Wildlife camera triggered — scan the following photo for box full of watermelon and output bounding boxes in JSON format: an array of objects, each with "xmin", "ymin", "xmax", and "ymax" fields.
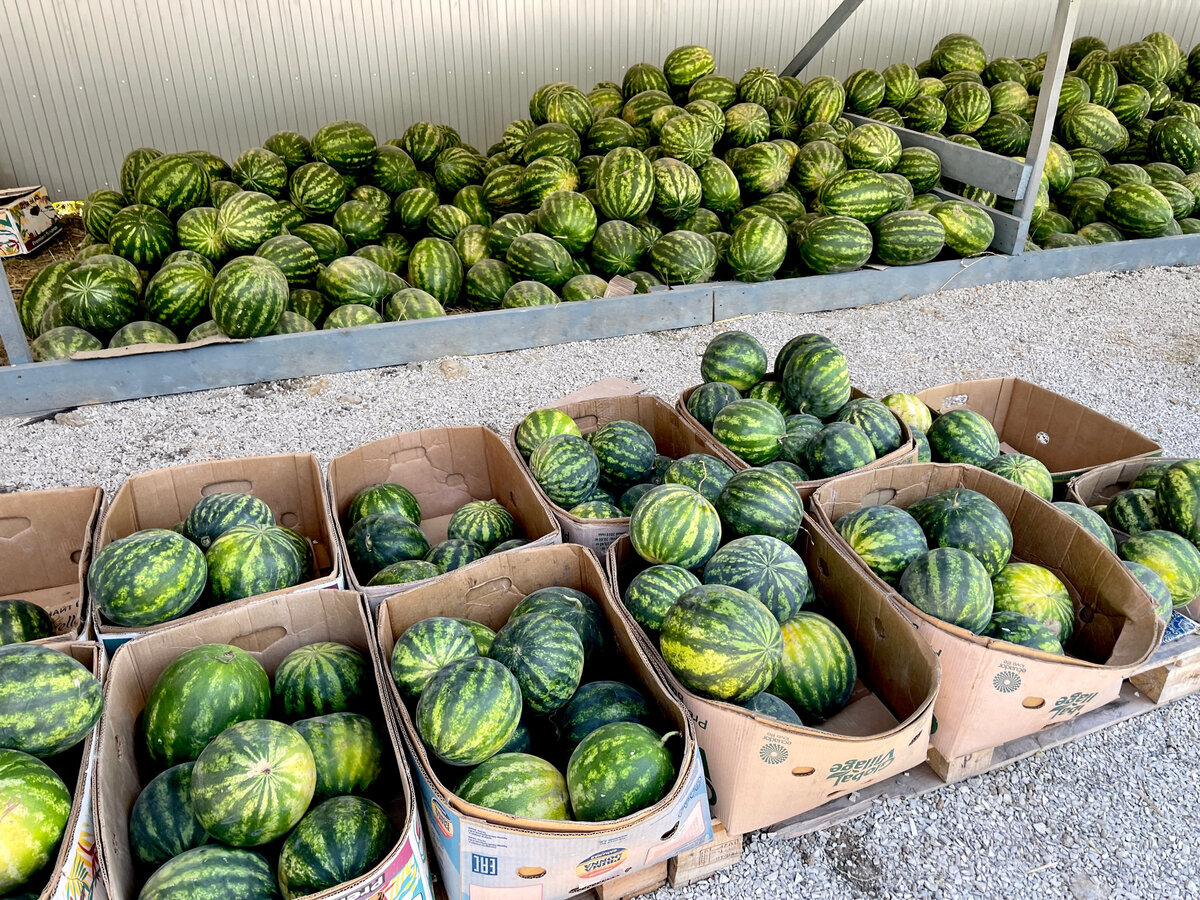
[
  {"xmin": 90, "ymin": 454, "xmax": 341, "ymax": 648},
  {"xmin": 511, "ymin": 389, "xmax": 739, "ymax": 554},
  {"xmin": 676, "ymin": 384, "xmax": 918, "ymax": 499},
  {"xmin": 809, "ymin": 463, "xmax": 1164, "ymax": 762},
  {"xmin": 0, "ymin": 641, "xmax": 105, "ymax": 900},
  {"xmin": 0, "ymin": 485, "xmax": 102, "ymax": 642},
  {"xmin": 916, "ymin": 377, "xmax": 1162, "ymax": 492},
  {"xmin": 328, "ymin": 425, "xmax": 561, "ymax": 604},
  {"xmin": 373, "ymin": 543, "xmax": 712, "ymax": 900},
  {"xmin": 94, "ymin": 589, "xmax": 434, "ymax": 900},
  {"xmin": 606, "ymin": 525, "xmax": 939, "ymax": 836}
]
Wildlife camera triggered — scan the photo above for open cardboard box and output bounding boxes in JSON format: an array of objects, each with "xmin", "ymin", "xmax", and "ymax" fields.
[
  {"xmin": 94, "ymin": 589, "xmax": 433, "ymax": 900},
  {"xmin": 373, "ymin": 544, "xmax": 712, "ymax": 900},
  {"xmin": 327, "ymin": 425, "xmax": 560, "ymax": 605},
  {"xmin": 28, "ymin": 642, "xmax": 105, "ymax": 900},
  {"xmin": 916, "ymin": 377, "xmax": 1162, "ymax": 492},
  {"xmin": 676, "ymin": 385, "xmax": 918, "ymax": 500},
  {"xmin": 606, "ymin": 528, "xmax": 939, "ymax": 836},
  {"xmin": 92, "ymin": 455, "xmax": 341, "ymax": 648},
  {"xmin": 1, "ymin": 186, "xmax": 62, "ymax": 257},
  {"xmin": 511, "ymin": 392, "xmax": 738, "ymax": 553},
  {"xmin": 809, "ymin": 463, "xmax": 1164, "ymax": 761},
  {"xmin": 0, "ymin": 485, "xmax": 103, "ymax": 641}
]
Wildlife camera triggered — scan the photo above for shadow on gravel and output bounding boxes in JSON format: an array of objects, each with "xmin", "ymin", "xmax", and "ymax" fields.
[{"xmin": 825, "ymin": 830, "xmax": 887, "ymax": 896}]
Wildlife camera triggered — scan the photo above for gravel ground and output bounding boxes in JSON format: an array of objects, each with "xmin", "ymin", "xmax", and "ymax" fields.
[{"xmin": 3, "ymin": 264, "xmax": 1199, "ymax": 898}]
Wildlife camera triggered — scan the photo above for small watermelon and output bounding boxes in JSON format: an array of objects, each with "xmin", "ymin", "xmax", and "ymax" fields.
[
  {"xmin": 622, "ymin": 564, "xmax": 702, "ymax": 632},
  {"xmin": 277, "ymin": 795, "xmax": 395, "ymax": 899},
  {"xmin": 836, "ymin": 505, "xmax": 929, "ymax": 586},
  {"xmin": 273, "ymin": 642, "xmax": 367, "ymax": 720},
  {"xmin": 294, "ymin": 712, "xmax": 383, "ymax": 801},
  {"xmin": 416, "ymin": 657, "xmax": 522, "ymax": 766},
  {"xmin": 991, "ymin": 562, "xmax": 1075, "ymax": 642},
  {"xmin": 129, "ymin": 763, "xmax": 209, "ymax": 867},
  {"xmin": 927, "ymin": 409, "xmax": 1001, "ymax": 466},
  {"xmin": 489, "ymin": 611, "xmax": 585, "ymax": 715}
]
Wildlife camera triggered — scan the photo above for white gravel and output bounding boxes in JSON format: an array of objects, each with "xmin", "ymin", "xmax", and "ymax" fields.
[{"xmin": 3, "ymin": 263, "xmax": 1199, "ymax": 898}]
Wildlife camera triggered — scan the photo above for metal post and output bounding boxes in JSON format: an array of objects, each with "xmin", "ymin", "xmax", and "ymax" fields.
[
  {"xmin": 1009, "ymin": 0, "xmax": 1080, "ymax": 253},
  {"xmin": 0, "ymin": 263, "xmax": 33, "ymax": 366},
  {"xmin": 782, "ymin": 0, "xmax": 867, "ymax": 77}
]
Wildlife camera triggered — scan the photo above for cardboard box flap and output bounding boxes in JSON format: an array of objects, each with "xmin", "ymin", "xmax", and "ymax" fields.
[
  {"xmin": 71, "ymin": 334, "xmax": 247, "ymax": 359},
  {"xmin": 1067, "ymin": 457, "xmax": 1184, "ymax": 507},
  {"xmin": 552, "ymin": 378, "xmax": 644, "ymax": 404},
  {"xmin": 916, "ymin": 378, "xmax": 1162, "ymax": 476}
]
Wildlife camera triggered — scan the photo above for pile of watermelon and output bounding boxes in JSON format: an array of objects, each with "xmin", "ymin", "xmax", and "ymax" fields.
[
  {"xmin": 88, "ymin": 491, "xmax": 314, "ymax": 628},
  {"xmin": 0, "ymin": 643, "xmax": 102, "ymax": 895},
  {"xmin": 126, "ymin": 640, "xmax": 392, "ymax": 899},
  {"xmin": 687, "ymin": 331, "xmax": 912, "ymax": 484},
  {"xmin": 342, "ymin": 482, "xmax": 529, "ymax": 585},
  {"xmin": 391, "ymin": 589, "xmax": 678, "ymax": 822}
]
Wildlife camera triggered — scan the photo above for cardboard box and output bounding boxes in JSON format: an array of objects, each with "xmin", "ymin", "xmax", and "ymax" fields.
[
  {"xmin": 675, "ymin": 385, "xmax": 918, "ymax": 500},
  {"xmin": 93, "ymin": 454, "xmax": 341, "ymax": 648},
  {"xmin": 373, "ymin": 544, "xmax": 713, "ymax": 900},
  {"xmin": 606, "ymin": 530, "xmax": 939, "ymax": 836},
  {"xmin": 808, "ymin": 462, "xmax": 1164, "ymax": 761},
  {"xmin": 0, "ymin": 186, "xmax": 62, "ymax": 257},
  {"xmin": 0, "ymin": 485, "xmax": 103, "ymax": 641},
  {"xmin": 94, "ymin": 589, "xmax": 434, "ymax": 900},
  {"xmin": 30, "ymin": 642, "xmax": 105, "ymax": 900},
  {"xmin": 327, "ymin": 425, "xmax": 561, "ymax": 604},
  {"xmin": 916, "ymin": 377, "xmax": 1162, "ymax": 492},
  {"xmin": 512, "ymin": 393, "xmax": 738, "ymax": 553}
]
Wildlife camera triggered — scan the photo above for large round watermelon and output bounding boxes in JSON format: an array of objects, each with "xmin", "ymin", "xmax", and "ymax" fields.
[
  {"xmin": 205, "ymin": 524, "xmax": 305, "ymax": 604},
  {"xmin": 703, "ymin": 534, "xmax": 812, "ymax": 623},
  {"xmin": 277, "ymin": 795, "xmax": 394, "ymax": 898},
  {"xmin": 983, "ymin": 453, "xmax": 1054, "ymax": 501},
  {"xmin": 346, "ymin": 482, "xmax": 422, "ymax": 526},
  {"xmin": 715, "ymin": 468, "xmax": 804, "ymax": 544},
  {"xmin": 804, "ymin": 423, "xmax": 877, "ymax": 479},
  {"xmin": 554, "ymin": 681, "xmax": 653, "ymax": 750},
  {"xmin": 210, "ymin": 255, "xmax": 288, "ymax": 338},
  {"xmin": 899, "ymin": 547, "xmax": 994, "ymax": 633},
  {"xmin": 139, "ymin": 846, "xmax": 278, "ymax": 900},
  {"xmin": 129, "ymin": 762, "xmax": 209, "ymax": 867},
  {"xmin": 1156, "ymin": 459, "xmax": 1200, "ymax": 546},
  {"xmin": 701, "ymin": 332, "xmax": 767, "ymax": 391},
  {"xmin": 0, "ymin": 749, "xmax": 70, "ymax": 891},
  {"xmin": 273, "ymin": 642, "xmax": 366, "ymax": 720},
  {"xmin": 509, "ymin": 587, "xmax": 605, "ymax": 658},
  {"xmin": 346, "ymin": 514, "xmax": 430, "ymax": 581},
  {"xmin": 984, "ymin": 610, "xmax": 1064, "ymax": 654},
  {"xmin": 622, "ymin": 564, "xmax": 702, "ymax": 632},
  {"xmin": 390, "ymin": 617, "xmax": 479, "ymax": 698},
  {"xmin": 457, "ymin": 752, "xmax": 570, "ymax": 820},
  {"xmin": 294, "ymin": 712, "xmax": 383, "ymax": 801},
  {"xmin": 567, "ymin": 722, "xmax": 674, "ymax": 821},
  {"xmin": 89, "ymin": 529, "xmax": 207, "ymax": 627},
  {"xmin": 771, "ymin": 612, "xmax": 857, "ymax": 723},
  {"xmin": 910, "ymin": 488, "xmax": 1013, "ymax": 577},
  {"xmin": 489, "ymin": 611, "xmax": 585, "ymax": 715},
  {"xmin": 530, "ymin": 434, "xmax": 601, "ymax": 508},
  {"xmin": 991, "ymin": 562, "xmax": 1075, "ymax": 642},
  {"xmin": 1119, "ymin": 530, "xmax": 1200, "ymax": 608},
  {"xmin": 0, "ymin": 599, "xmax": 54, "ymax": 645},
  {"xmin": 927, "ymin": 409, "xmax": 1000, "ymax": 466},
  {"xmin": 629, "ymin": 484, "xmax": 722, "ymax": 570},
  {"xmin": 836, "ymin": 504, "xmax": 928, "ymax": 586},
  {"xmin": 416, "ymin": 656, "xmax": 522, "ymax": 766},
  {"xmin": 183, "ymin": 492, "xmax": 274, "ymax": 550}
]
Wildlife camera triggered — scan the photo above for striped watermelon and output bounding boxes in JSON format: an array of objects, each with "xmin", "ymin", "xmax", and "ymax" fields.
[
  {"xmin": 121, "ymin": 147, "xmax": 164, "ymax": 199},
  {"xmin": 712, "ymin": 399, "xmax": 785, "ymax": 465},
  {"xmin": 796, "ymin": 215, "xmax": 873, "ymax": 275},
  {"xmin": 689, "ymin": 73, "xmax": 738, "ymax": 107},
  {"xmin": 390, "ymin": 617, "xmax": 479, "ymax": 698},
  {"xmin": 629, "ymin": 484, "xmax": 722, "ymax": 569},
  {"xmin": 874, "ymin": 210, "xmax": 946, "ymax": 265},
  {"xmin": 502, "ymin": 280, "xmax": 557, "ymax": 308},
  {"xmin": 312, "ymin": 120, "xmax": 377, "ymax": 173},
  {"xmin": 191, "ymin": 718, "xmax": 316, "ymax": 847},
  {"xmin": 660, "ymin": 583, "xmax": 783, "ymax": 701},
  {"xmin": 405, "ymin": 236, "xmax": 464, "ymax": 304},
  {"xmin": 836, "ymin": 504, "xmax": 928, "ymax": 586},
  {"xmin": 804, "ymin": 422, "xmax": 876, "ymax": 478},
  {"xmin": 108, "ymin": 203, "xmax": 175, "ymax": 267},
  {"xmin": 537, "ymin": 190, "xmax": 598, "ymax": 254},
  {"xmin": 507, "ymin": 232, "xmax": 573, "ymax": 287},
  {"xmin": 490, "ymin": 611, "xmax": 584, "ymax": 715},
  {"xmin": 649, "ymin": 230, "xmax": 718, "ymax": 284},
  {"xmin": 704, "ymin": 535, "xmax": 812, "ymax": 623},
  {"xmin": 983, "ymin": 453, "xmax": 1054, "ymax": 501},
  {"xmin": 0, "ymin": 749, "xmax": 71, "ymax": 891},
  {"xmin": 172, "ymin": 206, "xmax": 226, "ymax": 262},
  {"xmin": 686, "ymin": 382, "xmax": 742, "ymax": 428},
  {"xmin": 880, "ymin": 392, "xmax": 932, "ymax": 433},
  {"xmin": 277, "ymin": 795, "xmax": 394, "ymax": 898},
  {"xmin": 567, "ymin": 722, "xmax": 674, "ymax": 821},
  {"xmin": 715, "ymin": 468, "xmax": 804, "ymax": 544},
  {"xmin": 931, "ymin": 201, "xmax": 995, "ymax": 256},
  {"xmin": 555, "ymin": 681, "xmax": 652, "ymax": 750},
  {"xmin": 844, "ymin": 69, "xmax": 887, "ymax": 114},
  {"xmin": 205, "ymin": 524, "xmax": 304, "ymax": 603},
  {"xmin": 590, "ymin": 220, "xmax": 649, "ymax": 276},
  {"xmin": 215, "ymin": 191, "xmax": 282, "ymax": 251},
  {"xmin": 264, "ymin": 131, "xmax": 313, "ymax": 170},
  {"xmin": 927, "ymin": 408, "xmax": 1000, "ymax": 465},
  {"xmin": 108, "ymin": 320, "xmax": 179, "ymax": 348},
  {"xmin": 141, "ymin": 643, "xmax": 271, "ymax": 766},
  {"xmin": 232, "ymin": 148, "xmax": 288, "ymax": 197},
  {"xmin": 17, "ymin": 259, "xmax": 78, "ymax": 337},
  {"xmin": 0, "ymin": 599, "xmax": 53, "ymax": 645},
  {"xmin": 400, "ymin": 122, "xmax": 445, "ymax": 165},
  {"xmin": 383, "ymin": 287, "xmax": 446, "ymax": 320},
  {"xmin": 782, "ymin": 341, "xmax": 851, "ymax": 417},
  {"xmin": 273, "ymin": 642, "xmax": 366, "ymax": 720},
  {"xmin": 1104, "ymin": 183, "xmax": 1174, "ymax": 238},
  {"xmin": 209, "ymin": 255, "xmax": 289, "ymax": 337},
  {"xmin": 1149, "ymin": 117, "xmax": 1200, "ymax": 172},
  {"xmin": 1122, "ymin": 561, "xmax": 1174, "ymax": 622},
  {"xmin": 515, "ymin": 408, "xmax": 582, "ymax": 458},
  {"xmin": 135, "ymin": 153, "xmax": 211, "ymax": 218},
  {"xmin": 82, "ymin": 189, "xmax": 126, "ymax": 241},
  {"xmin": 984, "ymin": 611, "xmax": 1064, "ymax": 654},
  {"xmin": 347, "ymin": 514, "xmax": 430, "ymax": 581},
  {"xmin": 991, "ymin": 562, "xmax": 1075, "ymax": 642},
  {"xmin": 562, "ymin": 273, "xmax": 608, "ymax": 302},
  {"xmin": 724, "ymin": 102, "xmax": 772, "ymax": 147},
  {"xmin": 139, "ymin": 846, "xmax": 277, "ymax": 900},
  {"xmin": 1156, "ymin": 459, "xmax": 1200, "ymax": 546},
  {"xmin": 943, "ymin": 82, "xmax": 992, "ymax": 134},
  {"xmin": 900, "ymin": 547, "xmax": 994, "ymax": 633},
  {"xmin": 589, "ymin": 420, "xmax": 657, "ymax": 485},
  {"xmin": 425, "ymin": 538, "xmax": 485, "ymax": 571},
  {"xmin": 660, "ymin": 114, "xmax": 715, "ymax": 167},
  {"xmin": 843, "ymin": 124, "xmax": 902, "ymax": 172},
  {"xmin": 697, "ymin": 156, "xmax": 741, "ymax": 212},
  {"xmin": 448, "ymin": 500, "xmax": 516, "ymax": 550},
  {"xmin": 30, "ymin": 325, "xmax": 103, "ymax": 361},
  {"xmin": 622, "ymin": 564, "xmax": 701, "ymax": 632},
  {"xmin": 416, "ymin": 656, "xmax": 522, "ymax": 766},
  {"xmin": 458, "ymin": 752, "xmax": 569, "ymax": 820},
  {"xmin": 817, "ymin": 169, "xmax": 893, "ymax": 223},
  {"xmin": 728, "ymin": 216, "xmax": 787, "ymax": 282},
  {"xmin": 771, "ymin": 612, "xmax": 857, "ymax": 723},
  {"xmin": 1053, "ymin": 502, "xmax": 1118, "ymax": 553},
  {"xmin": 294, "ymin": 712, "xmax": 383, "ymax": 800},
  {"xmin": 347, "ymin": 482, "xmax": 421, "ymax": 526},
  {"xmin": 883, "ymin": 63, "xmax": 920, "ymax": 108},
  {"xmin": 530, "ymin": 434, "xmax": 600, "ymax": 507},
  {"xmin": 183, "ymin": 492, "xmax": 273, "ymax": 550},
  {"xmin": 129, "ymin": 762, "xmax": 208, "ymax": 867},
  {"xmin": 701, "ymin": 331, "xmax": 767, "ymax": 391},
  {"xmin": 0, "ymin": 644, "xmax": 101, "ymax": 758},
  {"xmin": 144, "ymin": 263, "xmax": 213, "ymax": 329},
  {"xmin": 911, "ymin": 488, "xmax": 1013, "ymax": 577},
  {"xmin": 664, "ymin": 45, "xmax": 716, "ymax": 88},
  {"xmin": 1118, "ymin": 530, "xmax": 1200, "ymax": 608},
  {"xmin": 664, "ymin": 454, "xmax": 734, "ymax": 503},
  {"xmin": 89, "ymin": 528, "xmax": 207, "ymax": 627},
  {"xmin": 59, "ymin": 256, "xmax": 140, "ymax": 337},
  {"xmin": 834, "ymin": 398, "xmax": 903, "ymax": 456},
  {"xmin": 520, "ymin": 156, "xmax": 580, "ymax": 206},
  {"xmin": 464, "ymin": 259, "xmax": 516, "ymax": 310}
]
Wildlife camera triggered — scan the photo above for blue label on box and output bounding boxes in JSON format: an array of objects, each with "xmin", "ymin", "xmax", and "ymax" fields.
[{"xmin": 470, "ymin": 854, "xmax": 499, "ymax": 876}]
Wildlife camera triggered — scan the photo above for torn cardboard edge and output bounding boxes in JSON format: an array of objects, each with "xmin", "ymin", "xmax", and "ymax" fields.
[
  {"xmin": 70, "ymin": 334, "xmax": 248, "ymax": 360},
  {"xmin": 91, "ymin": 453, "xmax": 342, "ymax": 644},
  {"xmin": 675, "ymin": 384, "xmax": 919, "ymax": 499},
  {"xmin": 915, "ymin": 377, "xmax": 1162, "ymax": 482},
  {"xmin": 94, "ymin": 589, "xmax": 433, "ymax": 900},
  {"xmin": 605, "ymin": 529, "xmax": 939, "ymax": 836},
  {"xmin": 325, "ymin": 425, "xmax": 562, "ymax": 604},
  {"xmin": 0, "ymin": 484, "xmax": 103, "ymax": 641},
  {"xmin": 371, "ymin": 543, "xmax": 713, "ymax": 898}
]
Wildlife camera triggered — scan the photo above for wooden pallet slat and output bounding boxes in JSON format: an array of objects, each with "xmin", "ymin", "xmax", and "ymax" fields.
[
  {"xmin": 667, "ymin": 820, "xmax": 744, "ymax": 889},
  {"xmin": 1129, "ymin": 631, "xmax": 1200, "ymax": 705}
]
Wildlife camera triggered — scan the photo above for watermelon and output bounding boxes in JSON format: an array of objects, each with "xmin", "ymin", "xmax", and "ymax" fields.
[
  {"xmin": 880, "ymin": 392, "xmax": 933, "ymax": 433},
  {"xmin": 567, "ymin": 722, "xmax": 674, "ymax": 822},
  {"xmin": 120, "ymin": 147, "xmax": 164, "ymax": 199},
  {"xmin": 1133, "ymin": 461, "xmax": 1176, "ymax": 492},
  {"xmin": 400, "ymin": 122, "xmax": 445, "ymax": 165},
  {"xmin": 317, "ymin": 256, "xmax": 391, "ymax": 308},
  {"xmin": 443, "ymin": 499, "xmax": 514, "ymax": 551},
  {"xmin": 0, "ymin": 749, "xmax": 70, "ymax": 892},
  {"xmin": 991, "ymin": 562, "xmax": 1075, "ymax": 642},
  {"xmin": 927, "ymin": 409, "xmax": 1000, "ymax": 465},
  {"xmin": 1156, "ymin": 459, "xmax": 1200, "ymax": 546},
  {"xmin": 911, "ymin": 488, "xmax": 1013, "ymax": 577},
  {"xmin": 390, "ymin": 617, "xmax": 478, "ymax": 698},
  {"xmin": 555, "ymin": 681, "xmax": 652, "ymax": 750},
  {"xmin": 649, "ymin": 229, "xmax": 717, "ymax": 284},
  {"xmin": 17, "ymin": 260, "xmax": 79, "ymax": 337},
  {"xmin": 509, "ymin": 587, "xmax": 604, "ymax": 659},
  {"xmin": 311, "ymin": 120, "xmax": 376, "ymax": 173},
  {"xmin": 530, "ymin": 434, "xmax": 600, "ymax": 507},
  {"xmin": 501, "ymin": 280, "xmax": 557, "ymax": 307},
  {"xmin": 701, "ymin": 331, "xmax": 768, "ymax": 391},
  {"xmin": 586, "ymin": 420, "xmax": 654, "ymax": 486},
  {"xmin": 982, "ymin": 453, "xmax": 1054, "ymax": 501},
  {"xmin": 416, "ymin": 656, "xmax": 522, "ymax": 766},
  {"xmin": 107, "ymin": 320, "xmax": 178, "ymax": 348},
  {"xmin": 660, "ymin": 114, "xmax": 715, "ymax": 167},
  {"xmin": 660, "ymin": 583, "xmax": 782, "ymax": 701},
  {"xmin": 873, "ymin": 210, "xmax": 945, "ymax": 265},
  {"xmin": 346, "ymin": 482, "xmax": 421, "ymax": 526},
  {"xmin": 370, "ymin": 559, "xmax": 441, "ymax": 586},
  {"xmin": 1119, "ymin": 530, "xmax": 1200, "ymax": 608},
  {"xmin": 711, "ymin": 399, "xmax": 784, "ymax": 465},
  {"xmin": 1053, "ymin": 502, "xmax": 1118, "ymax": 553},
  {"xmin": 983, "ymin": 611, "xmax": 1063, "ymax": 654},
  {"xmin": 423, "ymin": 538, "xmax": 482, "ymax": 572},
  {"xmin": 106, "ymin": 203, "xmax": 175, "ymax": 269},
  {"xmin": 129, "ymin": 762, "xmax": 208, "ymax": 868},
  {"xmin": 506, "ymin": 232, "xmax": 573, "ymax": 287},
  {"xmin": 144, "ymin": 263, "xmax": 213, "ymax": 329},
  {"xmin": 346, "ymin": 513, "xmax": 430, "ymax": 581},
  {"xmin": 816, "ymin": 169, "xmax": 893, "ymax": 223},
  {"xmin": 1103, "ymin": 183, "xmax": 1173, "ymax": 238},
  {"xmin": 703, "ymin": 535, "xmax": 812, "ymax": 623},
  {"xmin": 293, "ymin": 712, "xmax": 383, "ymax": 801},
  {"xmin": 1123, "ymin": 561, "xmax": 1174, "ymax": 622},
  {"xmin": 139, "ymin": 845, "xmax": 277, "ymax": 900},
  {"xmin": 210, "ymin": 255, "xmax": 288, "ymax": 338},
  {"xmin": 795, "ymin": 215, "xmax": 873, "ymax": 275},
  {"xmin": 689, "ymin": 73, "xmax": 738, "ymax": 107},
  {"xmin": 457, "ymin": 752, "xmax": 569, "ymax": 821},
  {"xmin": 0, "ymin": 644, "xmax": 97, "ymax": 761},
  {"xmin": 273, "ymin": 642, "xmax": 366, "ymax": 721},
  {"xmin": 263, "ymin": 131, "xmax": 312, "ymax": 170},
  {"xmin": 183, "ymin": 492, "xmax": 273, "ymax": 550},
  {"xmin": 0, "ymin": 599, "xmax": 53, "ymax": 645},
  {"xmin": 1106, "ymin": 489, "xmax": 1162, "ymax": 534},
  {"xmin": 59, "ymin": 257, "xmax": 140, "ymax": 337},
  {"xmin": 81, "ymin": 189, "xmax": 125, "ymax": 242},
  {"xmin": 804, "ymin": 423, "xmax": 876, "ymax": 478},
  {"xmin": 515, "ymin": 408, "xmax": 582, "ymax": 458},
  {"xmin": 628, "ymin": 484, "xmax": 721, "ymax": 570},
  {"xmin": 325, "ymin": 302, "xmax": 384, "ymax": 329},
  {"xmin": 191, "ymin": 718, "xmax": 316, "ymax": 847},
  {"xmin": 186, "ymin": 321, "xmax": 223, "ymax": 342},
  {"xmin": 288, "ymin": 223, "xmax": 348, "ymax": 267},
  {"xmin": 899, "ymin": 547, "xmax": 994, "ymax": 633},
  {"xmin": 686, "ymin": 382, "xmax": 742, "ymax": 428},
  {"xmin": 135, "ymin": 153, "xmax": 211, "ymax": 218},
  {"xmin": 697, "ymin": 156, "xmax": 742, "ymax": 213},
  {"xmin": 844, "ymin": 69, "xmax": 887, "ymax": 114},
  {"xmin": 394, "ymin": 186, "xmax": 439, "ymax": 231},
  {"xmin": 836, "ymin": 504, "xmax": 928, "ymax": 586},
  {"xmin": 931, "ymin": 201, "xmax": 995, "ymax": 256},
  {"xmin": 943, "ymin": 82, "xmax": 993, "ymax": 134},
  {"xmin": 728, "ymin": 216, "xmax": 787, "ymax": 282},
  {"xmin": 384, "ymin": 287, "xmax": 446, "ymax": 320},
  {"xmin": 590, "ymin": 220, "xmax": 649, "ymax": 276},
  {"xmin": 89, "ymin": 529, "xmax": 207, "ymax": 627},
  {"xmin": 231, "ymin": 148, "xmax": 288, "ymax": 197},
  {"xmin": 771, "ymin": 612, "xmax": 856, "ymax": 723},
  {"xmin": 741, "ymin": 690, "xmax": 802, "ymax": 724},
  {"xmin": 462, "ymin": 259, "xmax": 514, "ymax": 310},
  {"xmin": 665, "ymin": 45, "xmax": 716, "ymax": 88},
  {"xmin": 834, "ymin": 398, "xmax": 903, "ymax": 457},
  {"xmin": 843, "ymin": 124, "xmax": 902, "ymax": 173},
  {"xmin": 29, "ymin": 325, "xmax": 101, "ymax": 361},
  {"xmin": 489, "ymin": 611, "xmax": 585, "ymax": 714},
  {"xmin": 277, "ymin": 796, "xmax": 393, "ymax": 898},
  {"xmin": 619, "ymin": 484, "xmax": 656, "ymax": 516},
  {"xmin": 214, "ymin": 191, "xmax": 282, "ymax": 252},
  {"xmin": 622, "ymin": 564, "xmax": 702, "ymax": 633},
  {"xmin": 205, "ymin": 524, "xmax": 304, "ymax": 604},
  {"xmin": 1150, "ymin": 117, "xmax": 1200, "ymax": 173},
  {"xmin": 561, "ymin": 274, "xmax": 608, "ymax": 302},
  {"xmin": 715, "ymin": 468, "xmax": 804, "ymax": 544},
  {"xmin": 664, "ymin": 454, "xmax": 734, "ymax": 503}
]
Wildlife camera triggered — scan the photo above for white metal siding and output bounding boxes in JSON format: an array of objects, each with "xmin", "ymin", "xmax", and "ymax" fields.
[{"xmin": 4, "ymin": 0, "xmax": 1200, "ymax": 199}]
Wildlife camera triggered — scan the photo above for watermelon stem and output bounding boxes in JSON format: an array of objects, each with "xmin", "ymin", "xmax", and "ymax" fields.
[{"xmin": 659, "ymin": 730, "xmax": 681, "ymax": 747}]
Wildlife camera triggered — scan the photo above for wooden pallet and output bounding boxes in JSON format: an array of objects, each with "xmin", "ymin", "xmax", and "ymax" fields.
[
  {"xmin": 1128, "ymin": 630, "xmax": 1200, "ymax": 705},
  {"xmin": 583, "ymin": 819, "xmax": 744, "ymax": 898}
]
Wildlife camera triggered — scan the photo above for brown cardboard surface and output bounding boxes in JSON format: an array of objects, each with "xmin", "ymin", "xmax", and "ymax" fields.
[
  {"xmin": 511, "ymin": 393, "xmax": 738, "ymax": 553},
  {"xmin": 373, "ymin": 544, "xmax": 712, "ymax": 899},
  {"xmin": 71, "ymin": 334, "xmax": 247, "ymax": 359},
  {"xmin": 675, "ymin": 385, "xmax": 918, "ymax": 499},
  {"xmin": 93, "ymin": 454, "xmax": 341, "ymax": 642},
  {"xmin": 915, "ymin": 377, "xmax": 1162, "ymax": 483},
  {"xmin": 0, "ymin": 485, "xmax": 103, "ymax": 640},
  {"xmin": 809, "ymin": 463, "xmax": 1164, "ymax": 760},
  {"xmin": 327, "ymin": 426, "xmax": 561, "ymax": 604},
  {"xmin": 606, "ymin": 528, "xmax": 940, "ymax": 836},
  {"xmin": 94, "ymin": 589, "xmax": 432, "ymax": 900}
]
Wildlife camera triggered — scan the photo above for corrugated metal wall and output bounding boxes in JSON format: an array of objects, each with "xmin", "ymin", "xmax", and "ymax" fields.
[{"xmin": 4, "ymin": 0, "xmax": 1200, "ymax": 199}]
